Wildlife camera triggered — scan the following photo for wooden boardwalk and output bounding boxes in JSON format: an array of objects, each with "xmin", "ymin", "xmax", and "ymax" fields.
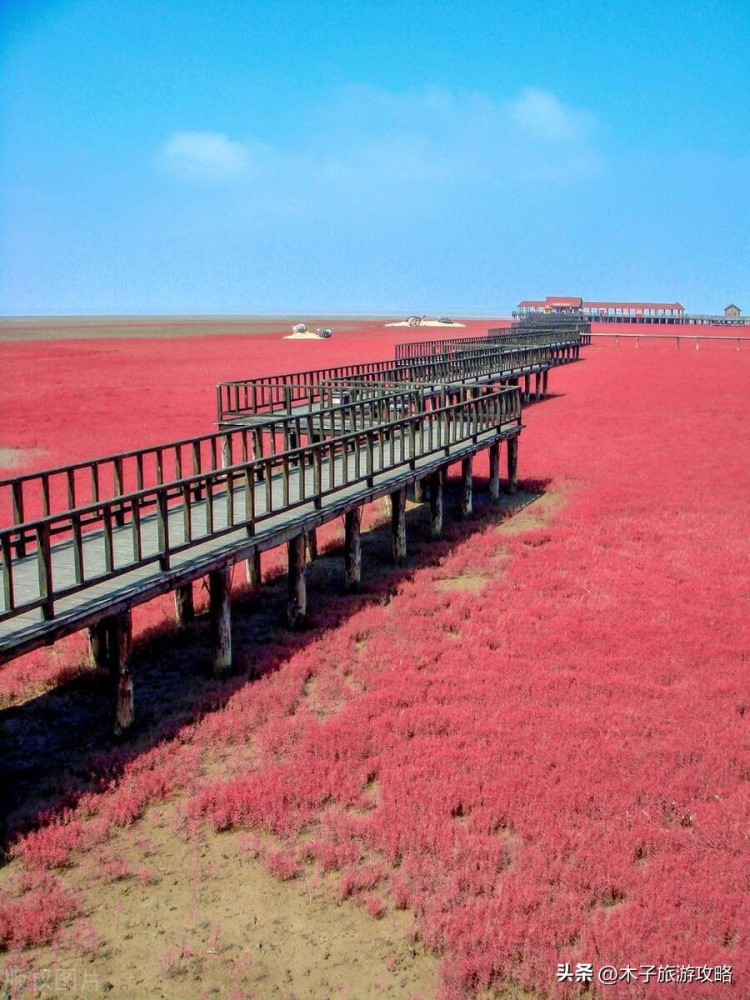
[
  {"xmin": 394, "ymin": 322, "xmax": 588, "ymax": 359},
  {"xmin": 1, "ymin": 388, "xmax": 522, "ymax": 673},
  {"xmin": 217, "ymin": 341, "xmax": 580, "ymax": 426},
  {"xmin": 1, "ymin": 324, "xmax": 587, "ymax": 734}
]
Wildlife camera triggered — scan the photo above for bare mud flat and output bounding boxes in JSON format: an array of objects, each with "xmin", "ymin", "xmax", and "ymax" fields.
[
  {"xmin": 0, "ymin": 447, "xmax": 47, "ymax": 471},
  {"xmin": 6, "ymin": 811, "xmax": 438, "ymax": 1000},
  {"xmin": 0, "ymin": 316, "xmax": 395, "ymax": 342}
]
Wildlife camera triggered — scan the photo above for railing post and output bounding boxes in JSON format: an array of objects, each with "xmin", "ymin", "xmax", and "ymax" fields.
[
  {"xmin": 1, "ymin": 534, "xmax": 15, "ymax": 612},
  {"xmin": 157, "ymin": 488, "xmax": 170, "ymax": 570},
  {"xmin": 11, "ymin": 482, "xmax": 25, "ymax": 558},
  {"xmin": 113, "ymin": 457, "xmax": 125, "ymax": 526},
  {"xmin": 367, "ymin": 433, "xmax": 375, "ymax": 487},
  {"xmin": 36, "ymin": 523, "xmax": 54, "ymax": 620}
]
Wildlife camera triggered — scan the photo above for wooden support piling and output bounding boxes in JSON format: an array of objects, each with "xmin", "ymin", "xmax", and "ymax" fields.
[
  {"xmin": 287, "ymin": 534, "xmax": 307, "ymax": 628},
  {"xmin": 174, "ymin": 583, "xmax": 194, "ymax": 627},
  {"xmin": 306, "ymin": 529, "xmax": 318, "ymax": 563},
  {"xmin": 542, "ymin": 370, "xmax": 549, "ymax": 396},
  {"xmin": 209, "ymin": 567, "xmax": 232, "ymax": 676},
  {"xmin": 507, "ymin": 435, "xmax": 519, "ymax": 495},
  {"xmin": 390, "ymin": 487, "xmax": 407, "ymax": 565},
  {"xmin": 429, "ymin": 469, "xmax": 443, "ymax": 539},
  {"xmin": 489, "ymin": 442, "xmax": 500, "ymax": 502},
  {"xmin": 344, "ymin": 509, "xmax": 362, "ymax": 591},
  {"xmin": 246, "ymin": 550, "xmax": 262, "ymax": 593},
  {"xmin": 413, "ymin": 477, "xmax": 426, "ymax": 503},
  {"xmin": 111, "ymin": 611, "xmax": 133, "ymax": 737},
  {"xmin": 460, "ymin": 456, "xmax": 473, "ymax": 519},
  {"xmin": 88, "ymin": 620, "xmax": 110, "ymax": 670},
  {"xmin": 535, "ymin": 372, "xmax": 541, "ymax": 400},
  {"xmin": 524, "ymin": 374, "xmax": 531, "ymax": 402}
]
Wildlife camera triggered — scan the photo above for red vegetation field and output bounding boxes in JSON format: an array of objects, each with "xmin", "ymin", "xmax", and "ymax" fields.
[{"xmin": 1, "ymin": 324, "xmax": 748, "ymax": 998}]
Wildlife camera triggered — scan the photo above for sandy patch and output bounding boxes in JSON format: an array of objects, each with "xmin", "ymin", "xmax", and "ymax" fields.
[
  {"xmin": 494, "ymin": 489, "xmax": 564, "ymax": 535},
  {"xmin": 283, "ymin": 331, "xmax": 331, "ymax": 340},
  {"xmin": 385, "ymin": 320, "xmax": 466, "ymax": 328},
  {"xmin": 7, "ymin": 810, "xmax": 437, "ymax": 999},
  {"xmin": 0, "ymin": 446, "xmax": 46, "ymax": 472}
]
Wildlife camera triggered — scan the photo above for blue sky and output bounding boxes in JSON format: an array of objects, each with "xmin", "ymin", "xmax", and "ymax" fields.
[{"xmin": 1, "ymin": 0, "xmax": 748, "ymax": 316}]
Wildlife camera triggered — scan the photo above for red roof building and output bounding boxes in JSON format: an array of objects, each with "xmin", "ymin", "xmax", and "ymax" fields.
[{"xmin": 516, "ymin": 296, "xmax": 685, "ymax": 319}]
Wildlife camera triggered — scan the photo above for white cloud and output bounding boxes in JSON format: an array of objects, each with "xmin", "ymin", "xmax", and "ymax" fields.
[
  {"xmin": 155, "ymin": 85, "xmax": 603, "ymax": 197},
  {"xmin": 505, "ymin": 87, "xmax": 596, "ymax": 143},
  {"xmin": 159, "ymin": 131, "xmax": 253, "ymax": 179}
]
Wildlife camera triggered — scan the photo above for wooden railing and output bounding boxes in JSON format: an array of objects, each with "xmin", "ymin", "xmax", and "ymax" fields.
[
  {"xmin": 0, "ymin": 386, "xmax": 522, "ymax": 628},
  {"xmin": 0, "ymin": 387, "xmax": 433, "ymax": 557},
  {"xmin": 218, "ymin": 342, "xmax": 579, "ymax": 425},
  {"xmin": 591, "ymin": 333, "xmax": 750, "ymax": 350},
  {"xmin": 217, "ymin": 360, "xmax": 415, "ymax": 421},
  {"xmin": 394, "ymin": 326, "xmax": 584, "ymax": 360},
  {"xmin": 394, "ymin": 332, "xmax": 510, "ymax": 359},
  {"xmin": 215, "ymin": 347, "xmax": 511, "ymax": 422}
]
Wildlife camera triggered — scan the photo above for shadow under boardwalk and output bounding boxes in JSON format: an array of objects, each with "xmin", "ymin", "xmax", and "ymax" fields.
[{"xmin": 0, "ymin": 478, "xmax": 551, "ymax": 856}]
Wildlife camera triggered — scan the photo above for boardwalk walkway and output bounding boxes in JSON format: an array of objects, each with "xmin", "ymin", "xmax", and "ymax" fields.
[
  {"xmin": 217, "ymin": 340, "xmax": 579, "ymax": 426},
  {"xmin": 1, "ymin": 326, "xmax": 586, "ymax": 734},
  {"xmin": 1, "ymin": 388, "xmax": 522, "ymax": 667}
]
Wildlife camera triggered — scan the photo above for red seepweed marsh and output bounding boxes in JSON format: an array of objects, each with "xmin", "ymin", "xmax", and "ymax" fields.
[{"xmin": 0, "ymin": 322, "xmax": 748, "ymax": 999}]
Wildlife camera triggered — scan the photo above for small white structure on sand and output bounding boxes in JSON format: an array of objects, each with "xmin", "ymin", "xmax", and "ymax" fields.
[{"xmin": 284, "ymin": 323, "xmax": 334, "ymax": 340}]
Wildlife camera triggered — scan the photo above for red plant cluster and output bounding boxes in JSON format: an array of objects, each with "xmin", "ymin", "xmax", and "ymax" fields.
[
  {"xmin": 1, "ymin": 327, "xmax": 748, "ymax": 998},
  {"xmin": 0, "ymin": 871, "xmax": 79, "ymax": 950}
]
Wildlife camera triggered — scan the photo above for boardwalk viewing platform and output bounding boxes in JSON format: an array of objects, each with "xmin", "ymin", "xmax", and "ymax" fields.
[{"xmin": 1, "ymin": 326, "xmax": 584, "ymax": 735}]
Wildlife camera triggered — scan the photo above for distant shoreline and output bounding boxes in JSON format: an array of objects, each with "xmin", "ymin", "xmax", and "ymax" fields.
[
  {"xmin": 0, "ymin": 316, "xmax": 398, "ymax": 342},
  {"xmin": 0, "ymin": 314, "xmax": 507, "ymax": 342}
]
